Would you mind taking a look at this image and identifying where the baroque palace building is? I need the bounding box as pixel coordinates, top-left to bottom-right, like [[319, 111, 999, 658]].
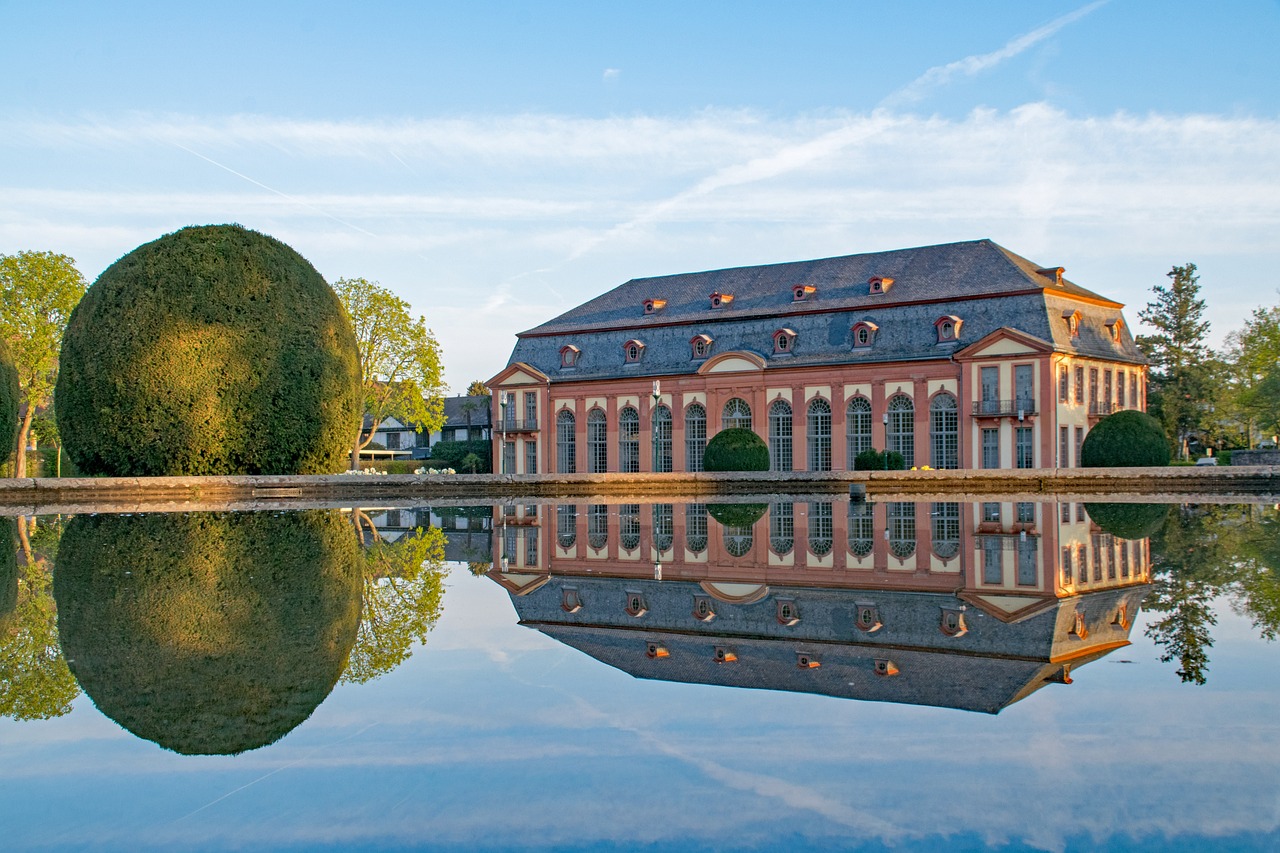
[[488, 239, 1147, 474]]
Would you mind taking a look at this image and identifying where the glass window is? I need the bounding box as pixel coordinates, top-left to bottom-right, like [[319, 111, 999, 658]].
[[1074, 366, 1085, 404], [1130, 374, 1138, 409], [587, 409, 607, 473], [618, 406, 640, 473], [1118, 372, 1127, 408], [887, 394, 914, 467], [807, 398, 832, 471], [983, 538, 1004, 584], [980, 366, 999, 413], [1104, 370, 1113, 407], [888, 502, 916, 558], [652, 405, 672, 473], [1016, 426, 1034, 468], [1015, 364, 1034, 409], [1089, 368, 1099, 407], [525, 393, 537, 426], [1060, 426, 1070, 468], [1017, 502, 1035, 523], [1059, 365, 1069, 402], [556, 410, 576, 474], [525, 527, 539, 568], [524, 439, 537, 474], [1017, 540, 1037, 585], [685, 503, 708, 553], [502, 440, 515, 474], [808, 502, 833, 556], [685, 403, 707, 472], [769, 502, 794, 555], [929, 393, 958, 469], [1075, 426, 1085, 469], [653, 504, 674, 552], [848, 502, 874, 557], [846, 397, 872, 465], [587, 504, 608, 550], [556, 505, 577, 549], [1062, 546, 1074, 584], [723, 398, 752, 430], [983, 502, 1001, 523], [982, 428, 1000, 469], [620, 504, 640, 550], [769, 400, 793, 471], [931, 502, 960, 559], [723, 524, 753, 558]]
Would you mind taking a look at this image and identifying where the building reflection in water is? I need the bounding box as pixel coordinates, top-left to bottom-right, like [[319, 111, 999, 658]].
[[488, 499, 1151, 714]]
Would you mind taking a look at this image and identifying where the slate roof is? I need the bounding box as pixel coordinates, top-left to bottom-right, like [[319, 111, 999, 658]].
[[442, 394, 491, 427], [507, 239, 1145, 381]]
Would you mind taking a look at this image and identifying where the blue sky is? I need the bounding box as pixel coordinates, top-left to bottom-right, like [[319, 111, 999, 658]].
[[2, 1, 1278, 387]]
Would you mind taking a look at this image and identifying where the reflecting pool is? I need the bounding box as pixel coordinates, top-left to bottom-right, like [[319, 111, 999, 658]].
[[2, 499, 1278, 851]]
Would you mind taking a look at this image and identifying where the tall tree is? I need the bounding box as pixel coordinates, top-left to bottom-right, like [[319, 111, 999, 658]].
[[1137, 263, 1211, 458], [0, 252, 87, 477], [465, 380, 491, 397], [332, 278, 446, 465], [1225, 302, 1280, 443]]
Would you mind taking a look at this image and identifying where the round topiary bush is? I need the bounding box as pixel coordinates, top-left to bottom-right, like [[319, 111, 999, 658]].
[[1083, 503, 1171, 540], [1080, 410, 1171, 468], [704, 428, 769, 472], [0, 336, 17, 468], [54, 510, 361, 755], [56, 225, 361, 476], [707, 503, 768, 527]]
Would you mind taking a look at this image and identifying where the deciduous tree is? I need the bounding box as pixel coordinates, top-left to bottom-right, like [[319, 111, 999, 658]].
[[1225, 302, 1280, 443], [0, 251, 86, 477], [333, 278, 446, 465]]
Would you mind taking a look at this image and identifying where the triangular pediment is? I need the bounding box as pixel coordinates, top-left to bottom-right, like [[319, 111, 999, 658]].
[[957, 591, 1058, 623], [954, 327, 1054, 360], [488, 361, 550, 387], [487, 570, 551, 596]]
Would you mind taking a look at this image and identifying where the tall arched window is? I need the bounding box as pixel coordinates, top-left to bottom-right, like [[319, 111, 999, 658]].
[[653, 504, 674, 552], [723, 525, 753, 558], [587, 503, 608, 550], [929, 393, 959, 469], [846, 397, 872, 467], [887, 394, 915, 468], [931, 502, 960, 559], [848, 501, 874, 557], [723, 398, 752, 430], [769, 502, 794, 555], [808, 501, 833, 556], [685, 503, 708, 553], [685, 403, 707, 472], [768, 400, 793, 471], [888, 502, 916, 559], [652, 405, 672, 472], [587, 409, 607, 473], [556, 504, 577, 549], [619, 406, 640, 473], [807, 398, 832, 471], [556, 409, 576, 473]]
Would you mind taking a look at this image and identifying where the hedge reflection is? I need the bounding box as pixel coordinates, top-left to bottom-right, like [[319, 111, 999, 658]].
[[54, 511, 361, 755]]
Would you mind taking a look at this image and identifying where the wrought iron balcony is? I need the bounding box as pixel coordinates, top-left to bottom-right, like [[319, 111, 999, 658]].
[[972, 399, 1038, 418], [1089, 402, 1117, 417], [497, 418, 540, 432]]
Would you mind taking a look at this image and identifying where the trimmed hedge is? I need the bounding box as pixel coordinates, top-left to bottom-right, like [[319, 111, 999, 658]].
[[704, 428, 769, 472], [56, 225, 361, 476], [707, 503, 768, 527], [1081, 410, 1171, 468], [430, 438, 492, 472], [54, 511, 361, 755], [1083, 503, 1172, 540], [0, 336, 17, 468], [853, 448, 907, 471]]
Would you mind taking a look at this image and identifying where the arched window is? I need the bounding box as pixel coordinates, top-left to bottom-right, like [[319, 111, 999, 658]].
[[685, 503, 708, 553], [653, 504, 674, 552], [931, 502, 960, 559], [723, 397, 752, 430], [587, 504, 608, 550], [887, 394, 915, 468], [929, 393, 959, 469], [807, 398, 832, 471], [848, 501, 873, 557], [768, 400, 793, 471], [556, 409, 576, 474], [769, 502, 794, 555], [846, 397, 872, 466], [620, 503, 640, 551], [685, 403, 707, 472], [888, 502, 916, 559], [556, 504, 577, 549], [808, 501, 833, 556], [618, 406, 640, 473], [723, 525, 753, 558], [587, 409, 607, 473], [652, 405, 672, 472]]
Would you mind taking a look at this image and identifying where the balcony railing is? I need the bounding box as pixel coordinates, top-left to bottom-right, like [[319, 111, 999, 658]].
[[1089, 402, 1125, 417], [972, 399, 1037, 418], [498, 418, 540, 432]]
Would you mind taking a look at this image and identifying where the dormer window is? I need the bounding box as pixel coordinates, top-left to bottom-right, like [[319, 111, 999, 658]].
[[855, 603, 882, 633], [874, 659, 900, 677], [852, 321, 879, 348], [1063, 310, 1082, 338], [709, 291, 733, 309], [1037, 267, 1065, 287], [796, 652, 821, 669], [792, 284, 816, 302], [643, 298, 667, 315], [622, 339, 645, 363], [692, 595, 716, 622], [625, 592, 648, 617], [690, 334, 713, 360], [772, 328, 797, 354], [645, 641, 670, 659], [560, 345, 580, 368], [561, 588, 583, 613], [934, 315, 963, 343], [869, 276, 894, 294], [776, 599, 800, 626], [1068, 611, 1089, 639], [940, 607, 968, 637], [713, 646, 738, 663], [1106, 318, 1124, 343]]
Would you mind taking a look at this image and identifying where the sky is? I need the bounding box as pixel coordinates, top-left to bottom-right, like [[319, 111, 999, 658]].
[[2, 0, 1278, 389]]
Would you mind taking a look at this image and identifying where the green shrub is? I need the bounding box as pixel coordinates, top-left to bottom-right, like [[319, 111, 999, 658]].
[[1080, 410, 1171, 468], [56, 225, 361, 476], [707, 503, 768, 527], [54, 510, 361, 755], [853, 448, 907, 471], [430, 439, 492, 472], [704, 428, 769, 472], [0, 337, 16, 469], [0, 519, 15, 633], [1083, 503, 1172, 540]]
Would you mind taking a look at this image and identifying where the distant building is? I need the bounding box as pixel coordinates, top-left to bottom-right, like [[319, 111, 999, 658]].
[[363, 395, 492, 460], [488, 239, 1147, 473]]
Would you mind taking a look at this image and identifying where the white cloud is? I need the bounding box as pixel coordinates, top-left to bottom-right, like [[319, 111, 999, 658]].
[[602, 67, 620, 82]]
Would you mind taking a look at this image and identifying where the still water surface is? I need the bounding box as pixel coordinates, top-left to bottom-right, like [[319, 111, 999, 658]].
[[2, 499, 1277, 851]]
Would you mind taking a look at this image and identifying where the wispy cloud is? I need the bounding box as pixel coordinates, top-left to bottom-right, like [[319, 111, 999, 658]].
[[882, 0, 1109, 108]]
